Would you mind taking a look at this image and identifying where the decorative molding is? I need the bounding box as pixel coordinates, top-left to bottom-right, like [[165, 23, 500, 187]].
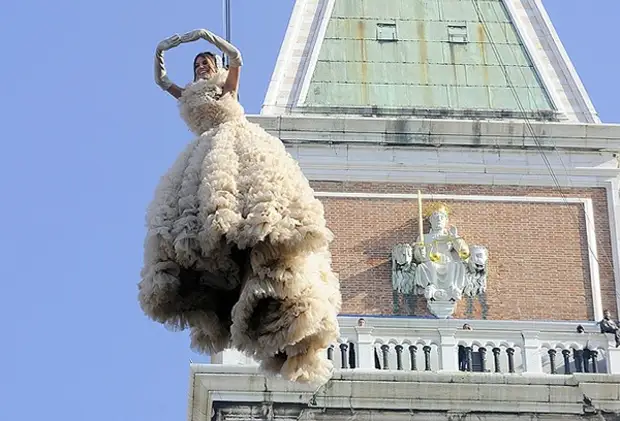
[[276, 137, 620, 187], [605, 178, 620, 317], [501, 0, 599, 123], [187, 365, 620, 421], [526, 0, 600, 123], [316, 191, 603, 321], [316, 192, 586, 203], [301, 165, 616, 189], [304, 164, 619, 179], [501, 0, 562, 115], [335, 314, 601, 332], [295, 0, 336, 107], [260, 0, 307, 112], [583, 199, 603, 321], [261, 0, 322, 115], [248, 114, 620, 151]]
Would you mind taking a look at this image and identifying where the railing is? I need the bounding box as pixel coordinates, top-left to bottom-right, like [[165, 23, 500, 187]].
[[212, 316, 620, 375], [327, 316, 620, 374]]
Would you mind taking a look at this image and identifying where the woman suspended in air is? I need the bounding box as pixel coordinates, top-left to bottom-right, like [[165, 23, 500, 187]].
[[138, 28, 341, 385]]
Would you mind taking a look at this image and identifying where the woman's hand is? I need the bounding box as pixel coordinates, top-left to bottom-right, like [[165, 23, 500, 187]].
[[179, 28, 242, 67], [154, 34, 184, 98], [157, 34, 182, 52], [179, 30, 203, 44]]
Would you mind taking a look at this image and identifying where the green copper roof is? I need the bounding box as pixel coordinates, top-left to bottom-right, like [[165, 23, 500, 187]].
[[302, 0, 556, 119]]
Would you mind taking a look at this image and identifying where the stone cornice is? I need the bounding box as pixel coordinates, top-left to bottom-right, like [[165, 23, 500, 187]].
[[336, 315, 601, 333], [188, 365, 620, 421], [248, 115, 620, 152]]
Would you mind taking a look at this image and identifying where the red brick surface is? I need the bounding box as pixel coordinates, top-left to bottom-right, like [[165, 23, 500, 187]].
[[310, 181, 616, 321]]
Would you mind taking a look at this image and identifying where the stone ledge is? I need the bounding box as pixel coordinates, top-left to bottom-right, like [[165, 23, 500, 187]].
[[290, 105, 560, 122], [188, 365, 620, 421], [192, 364, 620, 385], [214, 406, 620, 421], [336, 316, 602, 332], [247, 114, 620, 151]]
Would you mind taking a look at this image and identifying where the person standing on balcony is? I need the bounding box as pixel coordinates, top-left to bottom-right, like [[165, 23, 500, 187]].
[[575, 324, 591, 372], [599, 309, 620, 347], [458, 324, 473, 371]]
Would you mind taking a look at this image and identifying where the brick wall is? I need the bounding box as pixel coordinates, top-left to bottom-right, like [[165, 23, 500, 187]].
[[310, 181, 616, 321]]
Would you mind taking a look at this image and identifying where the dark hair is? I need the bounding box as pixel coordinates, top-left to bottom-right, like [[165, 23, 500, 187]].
[[193, 52, 218, 81], [192, 52, 238, 100]]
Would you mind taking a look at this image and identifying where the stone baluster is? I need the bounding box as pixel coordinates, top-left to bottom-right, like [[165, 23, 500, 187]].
[[590, 350, 598, 373], [492, 347, 502, 373], [339, 343, 349, 369], [348, 343, 356, 369], [573, 349, 584, 373], [423, 345, 432, 371], [327, 345, 334, 361], [562, 349, 571, 374], [479, 347, 487, 372], [507, 348, 515, 373], [409, 345, 418, 371], [381, 344, 390, 370], [395, 345, 403, 370], [465, 346, 473, 372], [548, 349, 557, 374], [374, 348, 381, 369]]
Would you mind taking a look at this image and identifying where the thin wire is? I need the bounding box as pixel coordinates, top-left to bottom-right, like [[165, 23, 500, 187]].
[[480, 0, 615, 273], [471, 0, 617, 305]]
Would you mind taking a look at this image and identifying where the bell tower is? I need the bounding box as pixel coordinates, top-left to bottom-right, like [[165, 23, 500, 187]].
[[188, 2, 620, 420]]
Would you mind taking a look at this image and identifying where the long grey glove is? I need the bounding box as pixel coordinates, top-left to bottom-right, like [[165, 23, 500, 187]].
[[180, 29, 243, 67], [154, 34, 182, 90]]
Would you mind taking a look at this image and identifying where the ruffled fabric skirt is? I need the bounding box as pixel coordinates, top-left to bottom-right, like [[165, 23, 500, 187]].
[[138, 116, 341, 385]]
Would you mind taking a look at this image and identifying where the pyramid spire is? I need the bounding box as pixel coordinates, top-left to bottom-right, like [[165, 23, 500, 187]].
[[262, 0, 599, 123]]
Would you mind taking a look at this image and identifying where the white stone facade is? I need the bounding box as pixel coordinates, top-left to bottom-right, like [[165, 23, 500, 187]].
[[189, 366, 620, 421], [248, 114, 620, 317]]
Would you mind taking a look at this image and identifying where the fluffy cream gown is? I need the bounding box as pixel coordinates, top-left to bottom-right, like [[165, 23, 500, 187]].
[[138, 69, 341, 385]]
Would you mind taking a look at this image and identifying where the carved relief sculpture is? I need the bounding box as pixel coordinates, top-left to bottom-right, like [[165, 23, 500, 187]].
[[391, 243, 415, 295], [391, 194, 489, 318]]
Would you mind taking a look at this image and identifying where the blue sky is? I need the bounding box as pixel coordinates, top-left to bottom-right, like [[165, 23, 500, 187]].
[[1, 1, 619, 420]]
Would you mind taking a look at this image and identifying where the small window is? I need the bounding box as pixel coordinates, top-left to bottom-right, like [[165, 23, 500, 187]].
[[448, 24, 468, 43], [377, 22, 397, 41]]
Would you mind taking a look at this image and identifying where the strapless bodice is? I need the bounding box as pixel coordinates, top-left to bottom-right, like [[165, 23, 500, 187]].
[[178, 74, 245, 135]]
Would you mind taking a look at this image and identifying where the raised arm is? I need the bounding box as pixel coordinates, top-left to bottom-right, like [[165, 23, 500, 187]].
[[180, 29, 242, 96], [154, 34, 184, 99]]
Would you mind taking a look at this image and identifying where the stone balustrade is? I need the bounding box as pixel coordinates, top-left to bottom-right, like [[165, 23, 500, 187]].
[[327, 316, 620, 375], [213, 316, 620, 375]]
